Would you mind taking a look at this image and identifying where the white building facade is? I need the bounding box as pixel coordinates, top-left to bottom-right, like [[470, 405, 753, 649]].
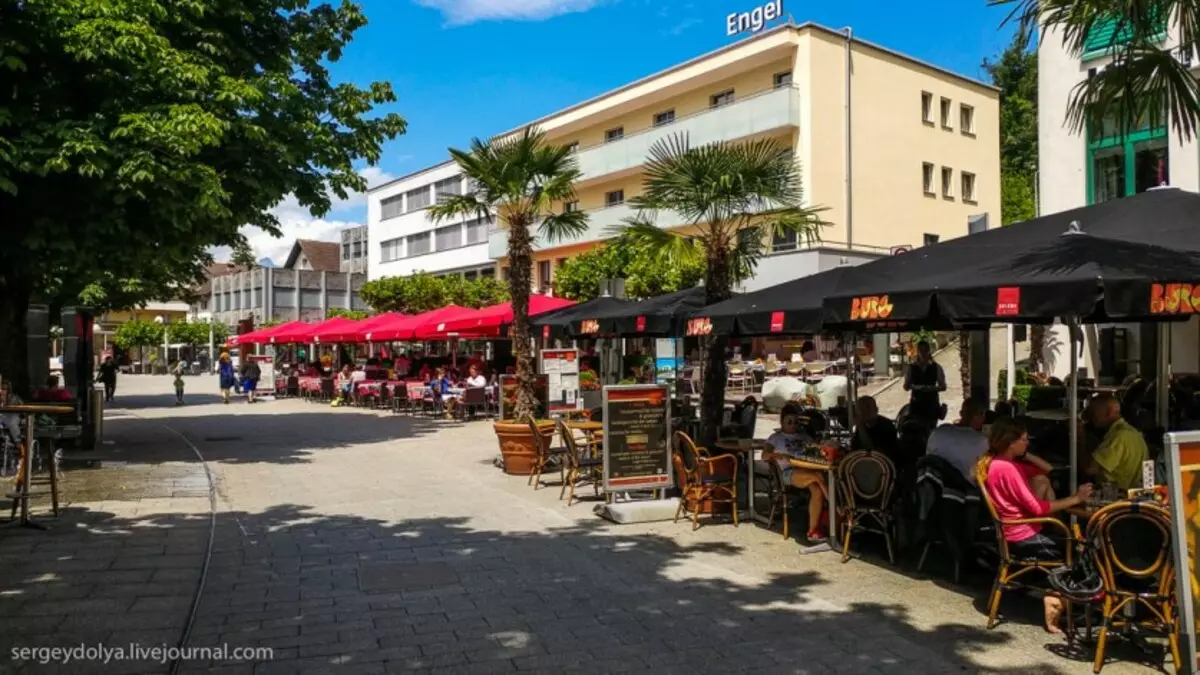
[[367, 162, 496, 282], [1039, 20, 1200, 377]]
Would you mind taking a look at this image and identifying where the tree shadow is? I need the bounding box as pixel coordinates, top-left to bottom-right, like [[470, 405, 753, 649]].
[[0, 499, 1140, 675]]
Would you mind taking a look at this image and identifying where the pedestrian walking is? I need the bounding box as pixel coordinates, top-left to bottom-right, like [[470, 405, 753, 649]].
[[173, 362, 186, 406], [97, 355, 118, 402], [240, 358, 261, 404], [218, 352, 236, 404]]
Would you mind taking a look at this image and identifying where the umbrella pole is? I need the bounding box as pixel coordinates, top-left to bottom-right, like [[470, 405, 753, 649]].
[[1005, 324, 1015, 400], [845, 332, 857, 434], [1157, 322, 1171, 429], [1067, 317, 1079, 494]]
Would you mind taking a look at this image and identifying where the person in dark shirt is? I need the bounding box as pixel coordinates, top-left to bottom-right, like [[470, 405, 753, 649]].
[[97, 355, 119, 402], [852, 396, 899, 457]]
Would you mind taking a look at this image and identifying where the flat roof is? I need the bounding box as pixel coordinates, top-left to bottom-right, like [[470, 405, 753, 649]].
[[367, 158, 457, 195]]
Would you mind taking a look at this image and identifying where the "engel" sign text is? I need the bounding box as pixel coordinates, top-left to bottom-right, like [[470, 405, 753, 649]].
[[726, 0, 784, 37]]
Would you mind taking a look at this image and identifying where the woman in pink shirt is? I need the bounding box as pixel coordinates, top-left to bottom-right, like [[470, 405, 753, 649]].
[[981, 418, 1093, 633]]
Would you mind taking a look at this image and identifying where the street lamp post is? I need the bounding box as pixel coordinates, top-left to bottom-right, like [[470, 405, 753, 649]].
[[154, 315, 166, 374]]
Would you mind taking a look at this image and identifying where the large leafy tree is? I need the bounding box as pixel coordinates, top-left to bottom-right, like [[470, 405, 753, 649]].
[[553, 233, 706, 301], [429, 128, 588, 420], [617, 134, 825, 440], [996, 0, 1200, 139], [359, 273, 510, 314], [983, 31, 1039, 226], [0, 0, 405, 393]]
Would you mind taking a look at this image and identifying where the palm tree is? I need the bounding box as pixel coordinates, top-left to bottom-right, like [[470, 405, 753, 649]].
[[429, 127, 588, 419], [615, 134, 826, 441], [997, 0, 1200, 139]]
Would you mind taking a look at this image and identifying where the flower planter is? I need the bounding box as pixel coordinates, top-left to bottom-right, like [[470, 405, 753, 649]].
[[494, 421, 555, 476]]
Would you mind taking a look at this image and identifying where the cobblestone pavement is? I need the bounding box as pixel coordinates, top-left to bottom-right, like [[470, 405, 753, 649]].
[[2, 376, 1168, 674]]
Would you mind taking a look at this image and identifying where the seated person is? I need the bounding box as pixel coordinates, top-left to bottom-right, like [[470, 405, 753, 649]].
[[926, 398, 988, 483], [429, 367, 457, 418], [351, 365, 367, 384], [851, 396, 899, 458], [465, 365, 487, 389], [1084, 394, 1149, 490], [762, 403, 829, 543], [32, 375, 74, 402], [335, 364, 353, 400], [981, 417, 1093, 633]]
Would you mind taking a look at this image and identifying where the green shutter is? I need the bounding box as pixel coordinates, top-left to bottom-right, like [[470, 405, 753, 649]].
[[1083, 13, 1166, 55]]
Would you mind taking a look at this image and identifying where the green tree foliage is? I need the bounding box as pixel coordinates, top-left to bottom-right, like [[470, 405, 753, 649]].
[[165, 320, 226, 347], [326, 308, 370, 320], [0, 0, 405, 393], [428, 128, 587, 420], [113, 319, 163, 351], [616, 134, 825, 441], [360, 274, 511, 314], [553, 234, 705, 301], [996, 0, 1200, 140], [983, 31, 1039, 226]]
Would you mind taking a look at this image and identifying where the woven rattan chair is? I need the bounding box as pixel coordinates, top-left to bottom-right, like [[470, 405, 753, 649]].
[[672, 431, 738, 531], [555, 419, 602, 506], [526, 415, 566, 490], [838, 450, 898, 564]]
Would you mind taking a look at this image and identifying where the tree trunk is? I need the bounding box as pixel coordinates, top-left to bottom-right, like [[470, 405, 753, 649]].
[[957, 330, 971, 397], [0, 275, 33, 397], [507, 217, 538, 421], [699, 245, 736, 445], [1028, 325, 1045, 374]]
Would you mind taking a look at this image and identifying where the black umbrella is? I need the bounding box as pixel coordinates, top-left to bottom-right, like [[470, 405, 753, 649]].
[[609, 286, 707, 337], [695, 266, 855, 336], [532, 296, 633, 340]]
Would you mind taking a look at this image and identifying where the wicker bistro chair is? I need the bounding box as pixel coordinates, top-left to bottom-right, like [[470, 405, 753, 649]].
[[761, 459, 801, 540], [555, 419, 603, 505], [527, 415, 567, 490], [976, 460, 1076, 630], [837, 450, 899, 564], [1086, 501, 1181, 674], [672, 431, 739, 531], [458, 387, 488, 420], [390, 383, 409, 414]]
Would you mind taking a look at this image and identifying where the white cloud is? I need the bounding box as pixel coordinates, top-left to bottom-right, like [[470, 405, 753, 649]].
[[210, 167, 395, 265], [414, 0, 604, 24]]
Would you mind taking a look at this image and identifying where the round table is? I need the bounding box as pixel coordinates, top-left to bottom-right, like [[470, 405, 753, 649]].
[[0, 404, 73, 528]]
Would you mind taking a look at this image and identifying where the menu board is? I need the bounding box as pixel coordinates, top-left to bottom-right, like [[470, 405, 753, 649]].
[[1166, 432, 1200, 672], [540, 348, 581, 414], [603, 385, 672, 492], [498, 374, 549, 420]]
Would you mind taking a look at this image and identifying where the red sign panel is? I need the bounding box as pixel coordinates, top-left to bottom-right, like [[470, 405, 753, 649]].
[[635, 316, 646, 332], [769, 311, 785, 333], [542, 325, 550, 340], [996, 287, 1021, 317]]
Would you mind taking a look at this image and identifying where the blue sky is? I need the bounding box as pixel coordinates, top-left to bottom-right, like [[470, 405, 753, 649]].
[[246, 0, 1019, 263]]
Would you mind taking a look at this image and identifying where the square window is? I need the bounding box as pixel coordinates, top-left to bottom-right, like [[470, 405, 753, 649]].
[[605, 127, 624, 143], [774, 71, 793, 88], [653, 110, 675, 127], [564, 201, 579, 213], [940, 97, 953, 129], [710, 89, 735, 108], [960, 104, 975, 135], [923, 234, 940, 247], [922, 163, 935, 195], [921, 92, 933, 124], [941, 167, 954, 199], [565, 142, 579, 153], [380, 194, 404, 220], [605, 190, 625, 206], [961, 172, 977, 202]]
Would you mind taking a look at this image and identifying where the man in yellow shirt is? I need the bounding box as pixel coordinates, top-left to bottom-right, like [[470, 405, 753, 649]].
[[1084, 395, 1149, 489]]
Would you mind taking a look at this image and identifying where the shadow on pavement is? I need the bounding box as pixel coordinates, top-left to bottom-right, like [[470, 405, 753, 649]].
[[1, 499, 1149, 675]]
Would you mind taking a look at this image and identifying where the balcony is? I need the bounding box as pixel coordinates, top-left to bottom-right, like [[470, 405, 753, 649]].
[[574, 84, 800, 183], [487, 203, 683, 259]]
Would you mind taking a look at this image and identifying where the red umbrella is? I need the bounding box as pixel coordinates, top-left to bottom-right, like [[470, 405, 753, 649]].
[[230, 321, 307, 346], [321, 313, 406, 343], [429, 295, 576, 338], [268, 317, 343, 344], [370, 306, 474, 342], [309, 317, 361, 344]]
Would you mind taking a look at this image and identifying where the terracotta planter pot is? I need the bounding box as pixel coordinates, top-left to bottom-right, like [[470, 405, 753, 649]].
[[494, 421, 555, 476]]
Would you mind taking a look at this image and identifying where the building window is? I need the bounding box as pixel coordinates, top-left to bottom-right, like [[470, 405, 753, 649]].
[[480, 267, 495, 279], [381, 195, 404, 220], [435, 224, 462, 251], [380, 238, 403, 263], [1083, 13, 1167, 58], [434, 177, 462, 200], [464, 270, 477, 281], [772, 229, 798, 252], [922, 162, 935, 195], [921, 92, 933, 124], [564, 200, 579, 213], [342, 243, 350, 261], [405, 186, 431, 212], [465, 219, 487, 245], [605, 127, 624, 143], [537, 260, 552, 291], [940, 97, 952, 129], [1087, 116, 1169, 204], [605, 190, 625, 206], [960, 104, 975, 135], [941, 167, 954, 198], [710, 89, 735, 108], [961, 171, 977, 203], [565, 142, 578, 154], [653, 110, 675, 127], [406, 231, 431, 257], [773, 71, 793, 88], [501, 267, 511, 282], [923, 234, 940, 246], [352, 240, 363, 258]]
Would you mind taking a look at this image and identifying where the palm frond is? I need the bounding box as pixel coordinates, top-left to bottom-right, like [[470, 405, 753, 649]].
[[614, 218, 705, 270], [539, 209, 590, 243]]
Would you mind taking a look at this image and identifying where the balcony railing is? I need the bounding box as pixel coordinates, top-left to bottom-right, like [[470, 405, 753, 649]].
[[574, 84, 800, 182], [487, 202, 685, 259]]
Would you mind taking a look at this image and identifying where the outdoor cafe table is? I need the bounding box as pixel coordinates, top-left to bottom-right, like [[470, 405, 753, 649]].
[[714, 439, 839, 536]]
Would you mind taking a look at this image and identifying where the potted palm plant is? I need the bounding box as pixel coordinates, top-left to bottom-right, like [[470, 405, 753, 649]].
[[429, 128, 588, 475]]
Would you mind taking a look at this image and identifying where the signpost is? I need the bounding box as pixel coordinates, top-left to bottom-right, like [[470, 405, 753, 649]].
[[602, 384, 672, 493], [540, 348, 581, 414], [1165, 431, 1200, 674]]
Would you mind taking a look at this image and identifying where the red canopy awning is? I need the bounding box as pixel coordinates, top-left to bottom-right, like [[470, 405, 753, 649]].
[[324, 313, 406, 343], [230, 320, 307, 346], [309, 317, 361, 344], [370, 306, 473, 342], [268, 317, 344, 344], [429, 295, 576, 338]]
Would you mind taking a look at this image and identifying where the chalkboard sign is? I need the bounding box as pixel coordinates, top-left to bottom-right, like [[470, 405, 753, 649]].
[[602, 384, 672, 492]]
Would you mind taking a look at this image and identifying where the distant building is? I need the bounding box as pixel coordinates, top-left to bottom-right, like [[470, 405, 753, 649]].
[[340, 225, 369, 274], [205, 238, 368, 328]]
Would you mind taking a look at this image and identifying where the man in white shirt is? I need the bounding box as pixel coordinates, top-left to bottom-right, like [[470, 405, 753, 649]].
[[466, 365, 487, 388], [350, 365, 368, 383], [926, 398, 988, 483]]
